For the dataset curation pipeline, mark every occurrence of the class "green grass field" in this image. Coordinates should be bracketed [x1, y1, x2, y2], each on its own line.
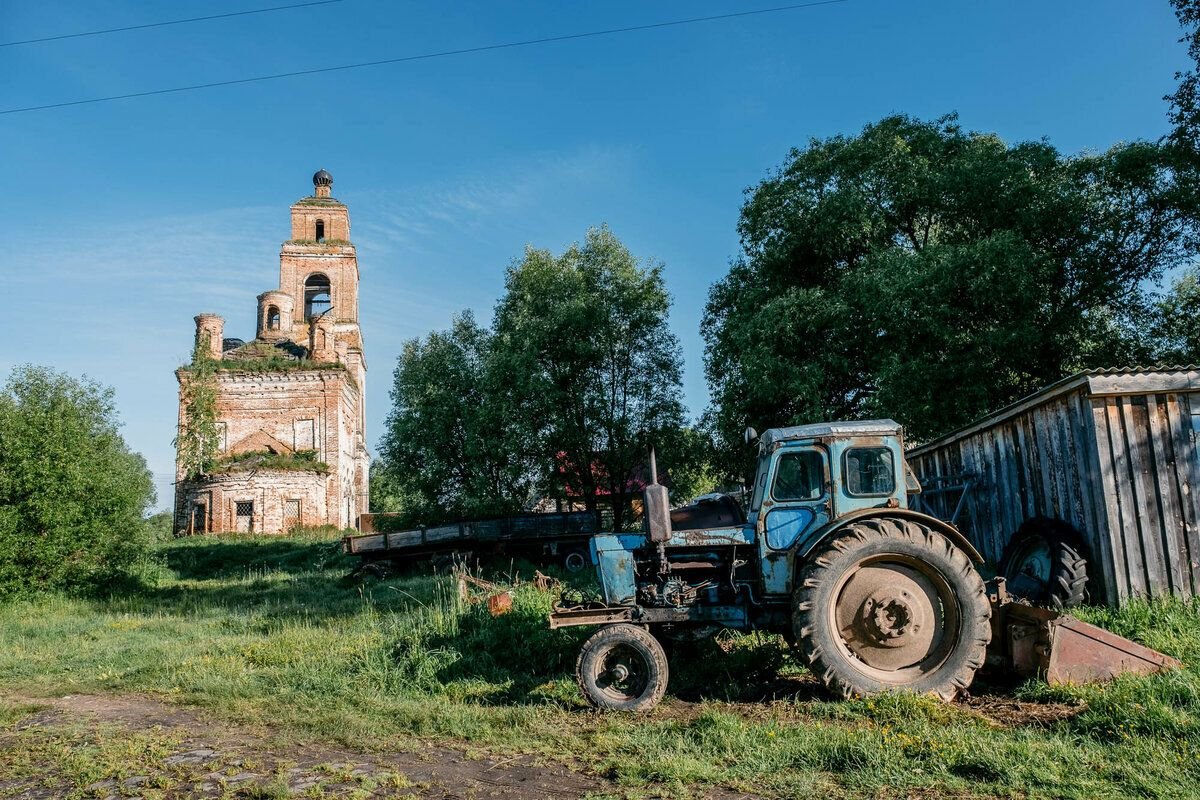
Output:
[2, 532, 1200, 798]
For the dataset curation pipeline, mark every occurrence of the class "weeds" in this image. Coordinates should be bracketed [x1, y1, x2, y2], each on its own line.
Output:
[3, 534, 1200, 798]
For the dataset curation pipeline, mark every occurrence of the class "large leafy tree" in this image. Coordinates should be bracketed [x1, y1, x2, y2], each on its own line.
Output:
[378, 312, 533, 525]
[1169, 0, 1200, 156]
[1151, 267, 1200, 364]
[0, 365, 155, 597]
[704, 114, 1196, 474]
[492, 226, 686, 530]
[377, 227, 689, 530]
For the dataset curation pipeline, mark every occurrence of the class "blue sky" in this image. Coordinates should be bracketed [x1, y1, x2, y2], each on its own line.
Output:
[0, 0, 1188, 510]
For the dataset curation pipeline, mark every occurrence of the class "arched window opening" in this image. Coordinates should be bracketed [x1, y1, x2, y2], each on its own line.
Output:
[266, 306, 280, 331]
[304, 273, 332, 320]
[315, 219, 325, 243]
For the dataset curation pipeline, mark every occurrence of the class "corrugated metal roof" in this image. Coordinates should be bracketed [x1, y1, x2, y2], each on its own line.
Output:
[761, 419, 901, 447]
[909, 366, 1200, 456]
[1082, 364, 1200, 375]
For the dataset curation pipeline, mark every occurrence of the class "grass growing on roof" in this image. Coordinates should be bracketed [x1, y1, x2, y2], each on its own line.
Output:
[2, 532, 1200, 798]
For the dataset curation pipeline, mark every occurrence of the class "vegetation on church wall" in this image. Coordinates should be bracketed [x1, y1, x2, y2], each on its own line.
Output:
[211, 448, 330, 475]
[0, 365, 156, 598]
[285, 238, 352, 247]
[175, 344, 220, 481]
[178, 356, 346, 375]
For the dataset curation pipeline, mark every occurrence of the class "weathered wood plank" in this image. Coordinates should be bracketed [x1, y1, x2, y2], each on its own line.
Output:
[1056, 400, 1084, 532]
[1061, 397, 1089, 534]
[1108, 398, 1148, 598]
[997, 422, 1022, 551]
[1092, 399, 1130, 604]
[985, 427, 1006, 561]
[1166, 392, 1200, 594]
[1125, 397, 1169, 597]
[1148, 394, 1189, 596]
[1073, 392, 1116, 604]
[1012, 417, 1034, 522]
[1087, 371, 1200, 398]
[1031, 405, 1057, 520]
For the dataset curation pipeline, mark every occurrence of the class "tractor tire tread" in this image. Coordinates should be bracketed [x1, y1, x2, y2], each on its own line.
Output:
[575, 623, 669, 713]
[792, 517, 991, 701]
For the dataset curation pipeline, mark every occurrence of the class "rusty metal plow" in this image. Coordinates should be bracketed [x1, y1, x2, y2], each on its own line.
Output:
[987, 579, 1181, 685]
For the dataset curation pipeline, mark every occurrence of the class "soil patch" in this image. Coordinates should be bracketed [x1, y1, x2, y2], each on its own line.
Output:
[1, 693, 756, 799]
[962, 694, 1086, 728]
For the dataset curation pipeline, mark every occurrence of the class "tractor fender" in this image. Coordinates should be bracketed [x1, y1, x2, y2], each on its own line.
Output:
[794, 507, 984, 565]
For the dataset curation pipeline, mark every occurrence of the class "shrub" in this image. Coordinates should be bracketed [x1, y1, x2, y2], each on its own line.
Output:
[0, 365, 155, 598]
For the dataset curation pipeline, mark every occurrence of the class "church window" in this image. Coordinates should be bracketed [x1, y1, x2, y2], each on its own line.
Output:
[235, 501, 254, 533]
[304, 274, 332, 319]
[266, 306, 280, 331]
[315, 219, 325, 242]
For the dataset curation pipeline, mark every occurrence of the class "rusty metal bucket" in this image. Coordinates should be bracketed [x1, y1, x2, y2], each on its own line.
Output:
[988, 579, 1181, 684]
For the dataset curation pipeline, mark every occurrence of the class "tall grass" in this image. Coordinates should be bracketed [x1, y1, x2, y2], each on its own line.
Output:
[3, 533, 1200, 797]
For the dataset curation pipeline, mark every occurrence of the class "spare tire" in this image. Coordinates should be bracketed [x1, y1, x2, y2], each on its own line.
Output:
[1000, 518, 1089, 609]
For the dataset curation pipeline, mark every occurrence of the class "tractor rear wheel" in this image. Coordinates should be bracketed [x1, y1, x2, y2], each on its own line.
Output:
[792, 517, 991, 701]
[576, 624, 669, 712]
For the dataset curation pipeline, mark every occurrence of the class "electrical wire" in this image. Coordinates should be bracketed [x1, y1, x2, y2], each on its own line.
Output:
[0, 0, 847, 116]
[1, 1, 345, 48]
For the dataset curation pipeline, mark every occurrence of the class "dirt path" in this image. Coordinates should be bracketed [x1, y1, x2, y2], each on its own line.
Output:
[0, 693, 670, 799]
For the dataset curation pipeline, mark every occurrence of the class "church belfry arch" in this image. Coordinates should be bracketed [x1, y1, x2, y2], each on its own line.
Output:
[304, 273, 332, 320]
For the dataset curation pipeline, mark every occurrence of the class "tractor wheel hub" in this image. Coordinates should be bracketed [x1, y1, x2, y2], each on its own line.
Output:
[861, 591, 924, 646]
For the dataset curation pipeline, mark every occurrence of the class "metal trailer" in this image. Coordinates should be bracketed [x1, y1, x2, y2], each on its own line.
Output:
[344, 496, 747, 574]
[344, 511, 601, 572]
[907, 367, 1200, 606]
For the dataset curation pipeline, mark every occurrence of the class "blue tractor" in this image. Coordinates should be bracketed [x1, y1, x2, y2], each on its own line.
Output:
[549, 420, 994, 711]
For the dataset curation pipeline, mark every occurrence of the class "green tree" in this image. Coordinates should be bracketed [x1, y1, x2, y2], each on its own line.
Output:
[0, 365, 155, 597]
[655, 424, 721, 504]
[1152, 267, 1200, 363]
[492, 226, 685, 530]
[704, 115, 1196, 475]
[378, 312, 534, 525]
[1169, 0, 1200, 155]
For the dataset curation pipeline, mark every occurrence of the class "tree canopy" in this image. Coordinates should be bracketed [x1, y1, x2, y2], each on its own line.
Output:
[378, 226, 702, 530]
[0, 365, 156, 597]
[703, 114, 1197, 475]
[377, 312, 534, 525]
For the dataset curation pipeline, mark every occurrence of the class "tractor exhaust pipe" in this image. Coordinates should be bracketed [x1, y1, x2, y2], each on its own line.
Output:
[644, 446, 672, 574]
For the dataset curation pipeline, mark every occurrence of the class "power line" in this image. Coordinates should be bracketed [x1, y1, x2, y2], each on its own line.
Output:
[0, 0, 847, 116]
[0, 0, 344, 48]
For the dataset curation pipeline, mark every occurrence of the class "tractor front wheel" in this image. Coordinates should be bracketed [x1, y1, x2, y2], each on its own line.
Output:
[792, 517, 991, 700]
[576, 623, 669, 712]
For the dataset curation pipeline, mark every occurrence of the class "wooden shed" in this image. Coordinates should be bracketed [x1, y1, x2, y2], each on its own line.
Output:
[907, 367, 1200, 605]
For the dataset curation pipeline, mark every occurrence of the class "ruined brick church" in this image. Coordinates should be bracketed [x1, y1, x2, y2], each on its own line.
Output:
[173, 170, 369, 534]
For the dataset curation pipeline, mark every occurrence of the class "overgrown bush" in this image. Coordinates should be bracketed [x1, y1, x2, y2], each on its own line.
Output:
[0, 365, 155, 598]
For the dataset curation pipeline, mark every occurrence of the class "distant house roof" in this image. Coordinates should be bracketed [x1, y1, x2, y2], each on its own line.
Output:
[909, 366, 1200, 456]
[761, 419, 901, 448]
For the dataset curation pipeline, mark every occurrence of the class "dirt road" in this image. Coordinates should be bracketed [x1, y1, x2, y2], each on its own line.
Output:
[0, 693, 623, 799]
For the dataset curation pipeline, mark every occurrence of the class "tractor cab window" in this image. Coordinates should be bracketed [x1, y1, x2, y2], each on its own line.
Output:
[844, 447, 895, 497]
[772, 450, 824, 501]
